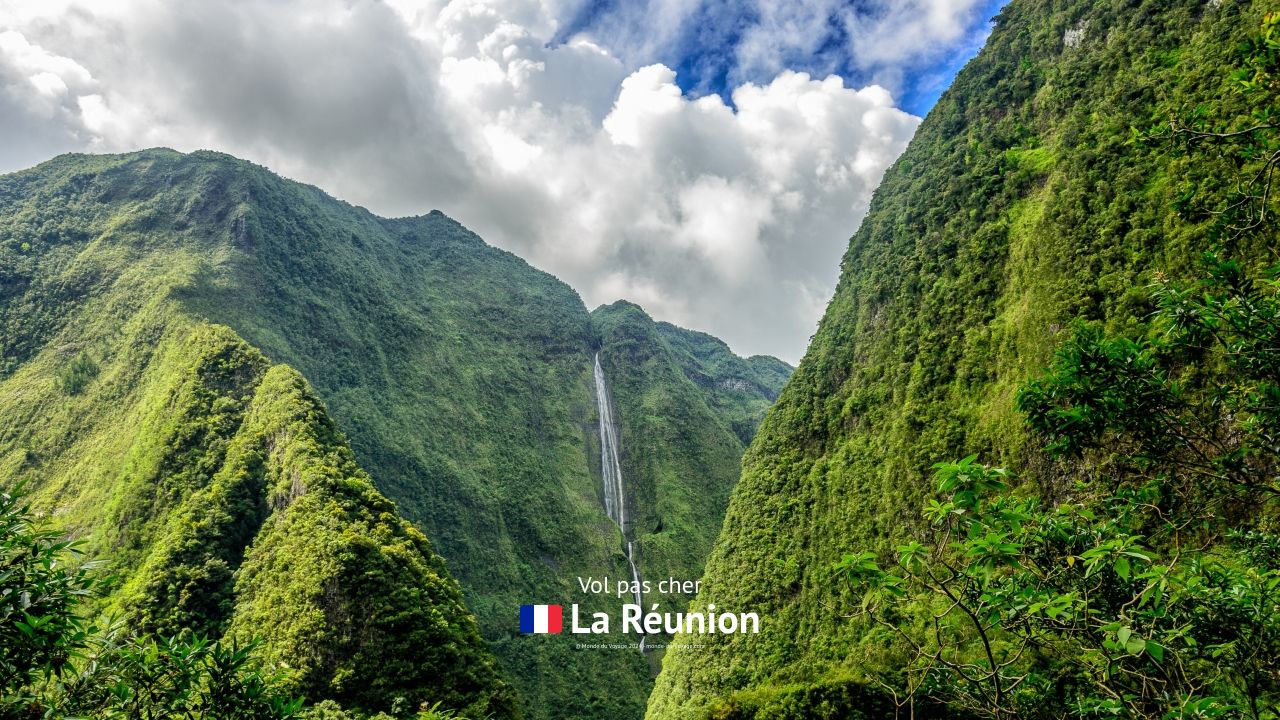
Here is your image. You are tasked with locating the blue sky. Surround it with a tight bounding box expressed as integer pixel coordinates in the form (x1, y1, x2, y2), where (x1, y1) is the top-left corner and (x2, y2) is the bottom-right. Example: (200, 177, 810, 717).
(555, 0, 1008, 116)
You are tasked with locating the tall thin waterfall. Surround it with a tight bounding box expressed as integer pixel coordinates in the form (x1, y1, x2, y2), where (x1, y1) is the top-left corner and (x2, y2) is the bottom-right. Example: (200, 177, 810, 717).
(593, 353, 646, 651)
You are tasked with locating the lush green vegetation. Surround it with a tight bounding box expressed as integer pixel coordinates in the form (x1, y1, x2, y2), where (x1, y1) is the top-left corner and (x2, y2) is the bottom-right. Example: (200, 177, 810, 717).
(836, 17, 1280, 717)
(591, 302, 788, 654)
(648, 1, 1280, 718)
(1, 482, 301, 718)
(0, 143, 787, 716)
(651, 318, 791, 447)
(0, 320, 517, 717)
(2, 479, 512, 719)
(839, 239, 1280, 717)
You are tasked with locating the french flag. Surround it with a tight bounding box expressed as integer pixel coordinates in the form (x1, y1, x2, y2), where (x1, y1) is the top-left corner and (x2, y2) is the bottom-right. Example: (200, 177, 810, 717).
(520, 604, 563, 634)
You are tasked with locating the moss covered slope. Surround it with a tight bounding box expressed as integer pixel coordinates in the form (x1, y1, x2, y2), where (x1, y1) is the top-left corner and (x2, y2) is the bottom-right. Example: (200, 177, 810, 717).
(646, 1, 1278, 718)
(0, 310, 515, 714)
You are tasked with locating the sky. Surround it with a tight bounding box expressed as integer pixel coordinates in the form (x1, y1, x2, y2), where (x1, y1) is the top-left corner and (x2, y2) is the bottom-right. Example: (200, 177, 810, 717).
(0, 0, 1004, 364)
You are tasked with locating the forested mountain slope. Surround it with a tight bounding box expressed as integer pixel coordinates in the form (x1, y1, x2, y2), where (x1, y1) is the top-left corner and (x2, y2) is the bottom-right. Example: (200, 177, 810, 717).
(0, 306, 515, 715)
(647, 1, 1279, 718)
(591, 302, 786, 622)
(0, 149, 789, 719)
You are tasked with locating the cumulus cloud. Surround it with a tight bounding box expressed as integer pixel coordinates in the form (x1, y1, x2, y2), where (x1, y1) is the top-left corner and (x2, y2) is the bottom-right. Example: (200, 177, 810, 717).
(0, 0, 924, 363)
(563, 0, 999, 109)
(836, 0, 997, 94)
(0, 27, 100, 169)
(731, 0, 992, 79)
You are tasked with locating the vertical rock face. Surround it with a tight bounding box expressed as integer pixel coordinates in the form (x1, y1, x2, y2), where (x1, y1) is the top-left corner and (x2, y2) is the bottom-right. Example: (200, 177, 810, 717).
(0, 150, 790, 719)
(646, 1, 1275, 718)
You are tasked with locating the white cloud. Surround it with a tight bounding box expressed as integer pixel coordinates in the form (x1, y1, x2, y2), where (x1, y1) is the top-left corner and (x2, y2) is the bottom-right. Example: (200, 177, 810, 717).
(0, 0, 923, 363)
(558, 0, 996, 102)
(728, 0, 991, 82)
(841, 0, 989, 67)
(0, 28, 100, 168)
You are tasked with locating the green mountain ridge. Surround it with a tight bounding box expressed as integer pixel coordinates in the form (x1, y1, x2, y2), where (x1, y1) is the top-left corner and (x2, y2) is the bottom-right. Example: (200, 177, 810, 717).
(0, 308, 515, 715)
(0, 148, 790, 718)
(647, 0, 1278, 717)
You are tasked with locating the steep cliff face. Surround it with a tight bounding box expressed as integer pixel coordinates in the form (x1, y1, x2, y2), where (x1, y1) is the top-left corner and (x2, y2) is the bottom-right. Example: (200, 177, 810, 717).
(646, 1, 1276, 717)
(0, 149, 789, 719)
(591, 302, 788, 630)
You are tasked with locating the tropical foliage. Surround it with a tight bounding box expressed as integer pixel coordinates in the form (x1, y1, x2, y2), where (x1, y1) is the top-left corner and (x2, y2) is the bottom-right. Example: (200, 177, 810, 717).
(647, 2, 1280, 719)
(1, 483, 302, 719)
(835, 15, 1280, 718)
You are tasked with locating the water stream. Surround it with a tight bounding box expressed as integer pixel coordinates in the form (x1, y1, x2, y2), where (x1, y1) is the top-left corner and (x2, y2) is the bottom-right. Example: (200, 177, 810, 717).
(593, 352, 646, 652)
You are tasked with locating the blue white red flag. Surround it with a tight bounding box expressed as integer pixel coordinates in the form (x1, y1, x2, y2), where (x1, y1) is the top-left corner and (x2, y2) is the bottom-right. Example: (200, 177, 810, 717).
(520, 604, 562, 634)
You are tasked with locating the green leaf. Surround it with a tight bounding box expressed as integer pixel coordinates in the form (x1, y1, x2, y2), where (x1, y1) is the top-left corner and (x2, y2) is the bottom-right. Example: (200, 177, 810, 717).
(1145, 640, 1164, 663)
(1125, 635, 1146, 656)
(1115, 556, 1130, 581)
(1117, 626, 1132, 647)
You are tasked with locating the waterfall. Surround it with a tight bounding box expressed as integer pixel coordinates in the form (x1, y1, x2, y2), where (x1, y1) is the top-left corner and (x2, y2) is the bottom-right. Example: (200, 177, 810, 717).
(593, 353, 646, 651)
